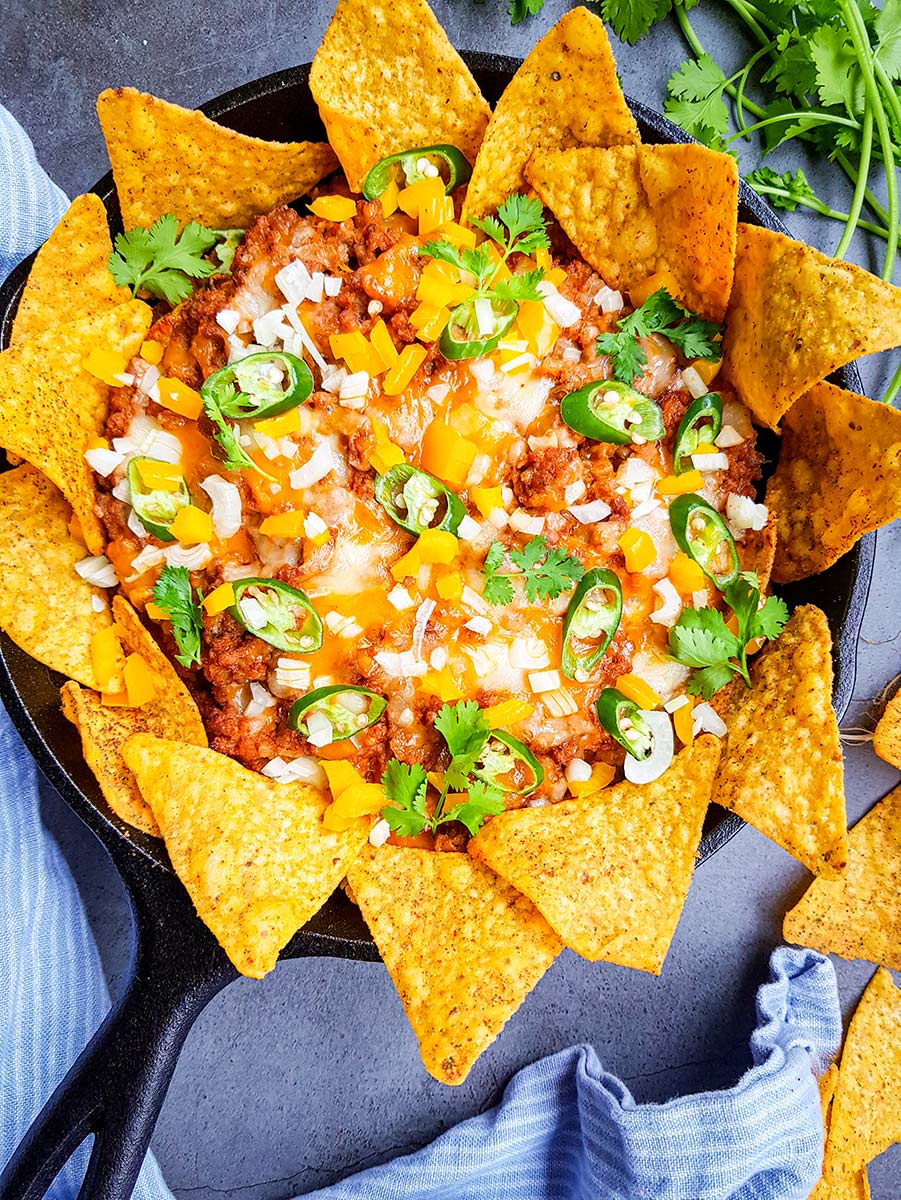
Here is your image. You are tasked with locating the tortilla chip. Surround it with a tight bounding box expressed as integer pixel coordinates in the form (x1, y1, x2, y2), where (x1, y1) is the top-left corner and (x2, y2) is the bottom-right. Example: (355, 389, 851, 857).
(741, 515, 777, 595)
(712, 605, 847, 878)
(0, 464, 112, 687)
(0, 301, 151, 555)
(461, 8, 638, 220)
(783, 785, 900, 970)
(122, 733, 368, 977)
(766, 382, 901, 583)
(309, 0, 490, 193)
(469, 736, 720, 972)
(525, 143, 738, 321)
(721, 225, 901, 429)
(11, 194, 129, 347)
(346, 845, 561, 1084)
(96, 88, 338, 230)
(874, 689, 901, 770)
(60, 596, 207, 836)
(811, 1066, 870, 1200)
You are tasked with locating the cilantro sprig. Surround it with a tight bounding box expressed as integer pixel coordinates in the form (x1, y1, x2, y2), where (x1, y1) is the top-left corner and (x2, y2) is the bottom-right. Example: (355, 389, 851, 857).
(597, 289, 722, 386)
(109, 214, 243, 306)
(482, 535, 584, 606)
(151, 565, 204, 668)
(668, 572, 788, 700)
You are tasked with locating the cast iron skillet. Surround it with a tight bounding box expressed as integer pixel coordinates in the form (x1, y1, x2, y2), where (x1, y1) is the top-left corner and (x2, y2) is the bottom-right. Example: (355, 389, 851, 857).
(0, 53, 874, 1200)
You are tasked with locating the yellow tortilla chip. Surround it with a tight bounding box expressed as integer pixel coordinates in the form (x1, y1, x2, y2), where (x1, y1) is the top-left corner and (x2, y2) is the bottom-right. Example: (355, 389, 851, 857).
(713, 605, 847, 878)
(525, 143, 738, 321)
(96, 88, 338, 230)
(11, 194, 129, 347)
(741, 515, 777, 595)
(346, 846, 561, 1084)
(61, 596, 207, 837)
(767, 382, 901, 583)
(309, 0, 490, 193)
(783, 785, 900, 970)
(721, 225, 901, 429)
(0, 464, 111, 687)
(811, 1065, 870, 1200)
(874, 689, 901, 770)
(0, 300, 151, 554)
(122, 734, 369, 977)
(469, 736, 721, 972)
(462, 8, 638, 220)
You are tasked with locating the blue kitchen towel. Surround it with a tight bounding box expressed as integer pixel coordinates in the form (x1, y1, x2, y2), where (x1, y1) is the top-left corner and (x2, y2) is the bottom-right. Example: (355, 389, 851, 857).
(0, 102, 842, 1200)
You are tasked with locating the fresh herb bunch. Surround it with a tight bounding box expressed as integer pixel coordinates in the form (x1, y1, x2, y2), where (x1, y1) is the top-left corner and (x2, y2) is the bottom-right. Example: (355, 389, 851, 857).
(380, 701, 506, 836)
(668, 571, 788, 698)
(151, 565, 204, 668)
(597, 288, 722, 385)
(482, 534, 585, 605)
(109, 214, 243, 305)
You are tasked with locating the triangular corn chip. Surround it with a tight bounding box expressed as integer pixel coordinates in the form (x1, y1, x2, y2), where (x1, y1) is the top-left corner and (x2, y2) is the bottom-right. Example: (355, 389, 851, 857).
(713, 605, 847, 878)
(462, 8, 638, 220)
(309, 0, 490, 193)
(122, 734, 368, 977)
(721, 224, 901, 428)
(810, 1065, 870, 1200)
(0, 300, 151, 554)
(61, 596, 207, 836)
(96, 88, 338, 230)
(784, 785, 901, 970)
(874, 690, 901, 770)
(0, 464, 112, 687)
(346, 846, 561, 1084)
(742, 515, 777, 595)
(525, 142, 738, 321)
(11, 194, 129, 346)
(767, 381, 901, 583)
(469, 736, 721, 972)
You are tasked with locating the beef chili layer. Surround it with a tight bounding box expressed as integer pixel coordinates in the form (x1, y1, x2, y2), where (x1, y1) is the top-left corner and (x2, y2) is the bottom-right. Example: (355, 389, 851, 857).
(93, 189, 763, 845)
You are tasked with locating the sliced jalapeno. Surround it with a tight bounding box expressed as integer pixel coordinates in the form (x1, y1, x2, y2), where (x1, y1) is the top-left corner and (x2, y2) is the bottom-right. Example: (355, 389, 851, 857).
(669, 493, 740, 590)
(473, 729, 544, 796)
(560, 380, 665, 445)
(374, 464, 466, 535)
(361, 145, 472, 201)
(438, 296, 517, 361)
(201, 352, 313, 422)
(230, 578, 323, 653)
(561, 568, 623, 681)
(673, 392, 723, 475)
(288, 684, 387, 741)
(126, 458, 190, 542)
(596, 688, 655, 761)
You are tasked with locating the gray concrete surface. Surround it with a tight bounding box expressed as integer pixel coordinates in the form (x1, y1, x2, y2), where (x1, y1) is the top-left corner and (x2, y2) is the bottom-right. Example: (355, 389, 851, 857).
(4, 1, 901, 1196)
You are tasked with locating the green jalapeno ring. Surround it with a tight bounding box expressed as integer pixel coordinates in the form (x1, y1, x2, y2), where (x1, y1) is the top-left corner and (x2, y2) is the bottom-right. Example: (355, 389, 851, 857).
(229, 578, 323, 654)
(668, 493, 741, 591)
(438, 296, 517, 361)
(559, 380, 665, 445)
(473, 729, 544, 796)
(673, 392, 723, 475)
(201, 351, 313, 422)
(561, 567, 623, 681)
(287, 684, 387, 741)
(126, 458, 191, 543)
(374, 464, 466, 536)
(361, 145, 472, 201)
(596, 688, 655, 761)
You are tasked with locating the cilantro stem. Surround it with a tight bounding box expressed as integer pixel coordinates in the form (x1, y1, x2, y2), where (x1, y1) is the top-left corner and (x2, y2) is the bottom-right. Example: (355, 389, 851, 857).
(834, 110, 873, 260)
(722, 110, 861, 147)
(882, 360, 901, 406)
(673, 4, 765, 123)
(748, 183, 892, 242)
(734, 43, 775, 142)
(717, 0, 773, 45)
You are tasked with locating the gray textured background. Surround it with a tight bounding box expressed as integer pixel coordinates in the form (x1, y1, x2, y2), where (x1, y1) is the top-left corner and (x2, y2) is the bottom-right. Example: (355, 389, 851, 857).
(3, 1, 901, 1196)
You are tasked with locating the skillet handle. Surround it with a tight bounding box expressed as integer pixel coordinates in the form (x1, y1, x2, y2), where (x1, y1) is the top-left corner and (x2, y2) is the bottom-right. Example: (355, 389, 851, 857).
(0, 854, 237, 1200)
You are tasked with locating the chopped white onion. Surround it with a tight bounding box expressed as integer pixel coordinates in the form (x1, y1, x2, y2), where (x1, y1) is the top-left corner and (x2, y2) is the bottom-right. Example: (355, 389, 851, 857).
(261, 755, 325, 786)
(245, 681, 277, 719)
(623, 711, 674, 784)
(617, 456, 656, 487)
(323, 275, 343, 298)
(84, 447, 125, 477)
(165, 543, 211, 570)
(664, 694, 691, 714)
(474, 297, 495, 337)
(456, 514, 481, 541)
(138, 364, 161, 396)
(427, 383, 451, 404)
(252, 310, 290, 347)
(692, 589, 709, 609)
(304, 512, 328, 540)
(510, 637, 550, 671)
(692, 702, 728, 738)
(275, 260, 313, 306)
(91, 593, 108, 613)
(289, 442, 335, 490)
(239, 596, 268, 630)
(464, 616, 492, 636)
(412, 598, 436, 660)
(726, 493, 768, 531)
(561, 346, 582, 364)
(568, 498, 612, 525)
(469, 358, 496, 387)
(564, 480, 587, 505)
(282, 304, 329, 372)
(339, 371, 370, 400)
(509, 508, 544, 536)
(127, 508, 149, 538)
(75, 555, 118, 588)
(537, 281, 580, 327)
(594, 285, 624, 313)
(387, 585, 416, 611)
(692, 451, 729, 472)
(681, 365, 709, 399)
(374, 650, 427, 678)
(128, 545, 166, 577)
(305, 708, 334, 747)
(273, 658, 312, 692)
(715, 424, 745, 448)
(631, 497, 662, 520)
(320, 366, 346, 394)
(199, 475, 242, 538)
(650, 577, 682, 627)
(306, 272, 325, 304)
(565, 758, 592, 783)
(461, 585, 489, 613)
(429, 647, 448, 670)
(215, 309, 241, 335)
(528, 668, 561, 694)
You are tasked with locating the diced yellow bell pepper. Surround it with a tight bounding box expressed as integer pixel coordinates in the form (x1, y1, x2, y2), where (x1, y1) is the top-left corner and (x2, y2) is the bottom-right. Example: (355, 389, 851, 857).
(419, 194, 454, 237)
(569, 761, 616, 797)
(535, 247, 552, 272)
(133, 459, 183, 492)
(367, 417, 406, 475)
(91, 626, 124, 692)
(140, 340, 164, 365)
(326, 781, 386, 823)
(379, 178, 400, 219)
(202, 581, 236, 615)
(390, 528, 458, 580)
(435, 569, 464, 601)
(484, 242, 511, 281)
(629, 270, 679, 307)
(669, 551, 706, 594)
(408, 301, 451, 342)
(123, 652, 157, 706)
(171, 505, 213, 545)
(619, 527, 656, 573)
(515, 299, 560, 358)
(419, 667, 463, 703)
(545, 266, 567, 288)
(323, 760, 366, 801)
(369, 319, 399, 370)
(483, 698, 533, 728)
(439, 222, 477, 249)
(471, 486, 504, 520)
(145, 601, 169, 622)
(421, 420, 478, 488)
(255, 407, 301, 438)
(86, 435, 110, 452)
(693, 442, 719, 456)
(673, 699, 695, 746)
(382, 344, 428, 396)
(100, 690, 132, 708)
(259, 510, 305, 538)
(309, 195, 357, 222)
(657, 469, 704, 496)
(156, 377, 203, 420)
(397, 176, 445, 218)
(415, 260, 474, 309)
(82, 347, 129, 387)
(328, 331, 385, 377)
(616, 672, 662, 710)
(692, 358, 721, 385)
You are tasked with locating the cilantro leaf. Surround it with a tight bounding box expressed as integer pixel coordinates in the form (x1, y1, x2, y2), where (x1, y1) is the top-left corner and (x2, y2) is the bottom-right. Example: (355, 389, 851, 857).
(151, 565, 204, 668)
(109, 214, 221, 306)
(507, 0, 544, 24)
(442, 780, 506, 835)
(600, 0, 674, 45)
(380, 760, 429, 837)
(664, 55, 731, 146)
(435, 700, 491, 788)
(668, 607, 741, 670)
(745, 167, 818, 212)
(751, 593, 791, 640)
(876, 0, 901, 81)
(497, 193, 548, 245)
(494, 268, 546, 303)
(596, 330, 648, 385)
(808, 25, 863, 112)
(482, 541, 515, 606)
(597, 289, 722, 384)
(509, 535, 585, 602)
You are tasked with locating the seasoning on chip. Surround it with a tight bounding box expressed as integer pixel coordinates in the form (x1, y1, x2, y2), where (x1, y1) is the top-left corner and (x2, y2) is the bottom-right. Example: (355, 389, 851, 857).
(874, 689, 901, 770)
(462, 7, 639, 220)
(0, 464, 113, 688)
(469, 737, 720, 972)
(11, 194, 129, 346)
(721, 225, 901, 429)
(525, 143, 738, 321)
(811, 1065, 870, 1200)
(61, 596, 208, 836)
(346, 845, 562, 1084)
(712, 605, 847, 878)
(309, 0, 490, 193)
(767, 381, 901, 583)
(0, 300, 151, 554)
(783, 784, 900, 971)
(96, 88, 339, 230)
(122, 734, 370, 977)
(743, 517, 777, 595)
